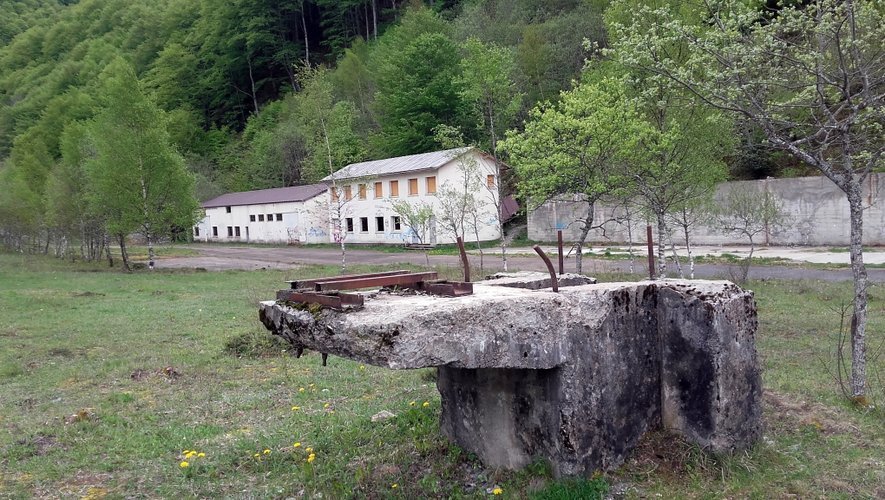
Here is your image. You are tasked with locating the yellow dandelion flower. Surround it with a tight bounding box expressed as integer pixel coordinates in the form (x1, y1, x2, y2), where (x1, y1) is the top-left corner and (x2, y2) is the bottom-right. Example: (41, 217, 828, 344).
(197, 452, 206, 458)
(409, 401, 416, 406)
(253, 453, 260, 458)
(359, 365, 365, 370)
(307, 453, 316, 463)
(185, 451, 196, 458)
(182, 449, 190, 454)
(422, 401, 430, 408)
(492, 487, 503, 495)
(293, 442, 302, 448)
(308, 383, 315, 387)
(298, 387, 305, 392)
(323, 403, 330, 408)
(263, 449, 271, 455)
(391, 483, 398, 489)
(291, 405, 301, 411)
(179, 461, 189, 468)
(305, 447, 313, 453)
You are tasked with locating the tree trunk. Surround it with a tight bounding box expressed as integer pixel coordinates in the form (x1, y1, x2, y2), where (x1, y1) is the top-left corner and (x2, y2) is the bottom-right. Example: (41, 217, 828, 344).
(301, 1, 310, 62)
(626, 215, 635, 274)
(575, 204, 595, 275)
(247, 56, 260, 116)
(682, 223, 695, 279)
(371, 0, 377, 40)
(118, 234, 131, 272)
(847, 190, 868, 400)
(668, 235, 683, 278)
(656, 214, 667, 278)
(104, 233, 114, 267)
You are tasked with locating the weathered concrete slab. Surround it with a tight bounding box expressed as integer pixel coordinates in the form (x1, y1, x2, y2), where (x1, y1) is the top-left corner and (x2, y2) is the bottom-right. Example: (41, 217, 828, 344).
(258, 278, 762, 476)
(482, 271, 597, 289)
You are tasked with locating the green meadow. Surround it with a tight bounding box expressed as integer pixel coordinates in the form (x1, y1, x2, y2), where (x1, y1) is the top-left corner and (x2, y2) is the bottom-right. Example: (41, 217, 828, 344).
(0, 254, 882, 498)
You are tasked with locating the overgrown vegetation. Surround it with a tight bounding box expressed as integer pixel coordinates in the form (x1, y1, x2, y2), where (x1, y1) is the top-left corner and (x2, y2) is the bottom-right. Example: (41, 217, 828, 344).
(0, 254, 881, 497)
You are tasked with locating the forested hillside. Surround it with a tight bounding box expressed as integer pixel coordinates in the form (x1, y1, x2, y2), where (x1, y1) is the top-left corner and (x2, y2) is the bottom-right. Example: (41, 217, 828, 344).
(0, 0, 817, 257)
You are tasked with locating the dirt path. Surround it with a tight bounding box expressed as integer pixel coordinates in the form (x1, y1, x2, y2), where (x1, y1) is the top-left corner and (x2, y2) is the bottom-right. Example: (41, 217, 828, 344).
(156, 245, 885, 282)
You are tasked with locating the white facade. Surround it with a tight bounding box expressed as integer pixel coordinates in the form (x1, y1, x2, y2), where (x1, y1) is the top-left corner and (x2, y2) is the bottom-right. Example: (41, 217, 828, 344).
(326, 149, 502, 245)
(195, 192, 328, 244)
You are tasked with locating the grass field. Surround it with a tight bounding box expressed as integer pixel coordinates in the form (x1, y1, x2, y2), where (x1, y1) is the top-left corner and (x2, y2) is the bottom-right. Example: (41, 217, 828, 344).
(0, 253, 882, 498)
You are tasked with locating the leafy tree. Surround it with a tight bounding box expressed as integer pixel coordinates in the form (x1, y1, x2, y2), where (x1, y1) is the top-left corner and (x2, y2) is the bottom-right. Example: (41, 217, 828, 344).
(501, 77, 641, 274)
(374, 31, 468, 156)
(609, 0, 883, 401)
(713, 187, 789, 283)
(86, 59, 199, 271)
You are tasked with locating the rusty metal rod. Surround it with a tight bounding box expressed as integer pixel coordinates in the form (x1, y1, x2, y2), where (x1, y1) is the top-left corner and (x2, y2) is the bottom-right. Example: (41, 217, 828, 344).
(532, 245, 559, 292)
(456, 236, 470, 282)
(646, 225, 655, 280)
(557, 230, 564, 275)
(288, 270, 412, 289)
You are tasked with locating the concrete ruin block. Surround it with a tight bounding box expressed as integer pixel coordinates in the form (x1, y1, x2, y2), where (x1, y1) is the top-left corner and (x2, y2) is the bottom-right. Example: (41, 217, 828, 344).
(258, 277, 762, 476)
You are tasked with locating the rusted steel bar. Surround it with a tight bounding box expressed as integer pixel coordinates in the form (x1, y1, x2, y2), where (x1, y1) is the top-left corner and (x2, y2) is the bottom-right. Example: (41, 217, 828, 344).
(456, 236, 470, 282)
(287, 270, 411, 289)
(314, 272, 439, 291)
(646, 225, 655, 280)
(419, 280, 474, 297)
(557, 230, 564, 275)
(277, 290, 365, 310)
(532, 245, 559, 292)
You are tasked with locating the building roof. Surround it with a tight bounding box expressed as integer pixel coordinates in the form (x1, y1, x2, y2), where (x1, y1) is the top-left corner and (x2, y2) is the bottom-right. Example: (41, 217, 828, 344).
(322, 147, 474, 181)
(201, 183, 327, 208)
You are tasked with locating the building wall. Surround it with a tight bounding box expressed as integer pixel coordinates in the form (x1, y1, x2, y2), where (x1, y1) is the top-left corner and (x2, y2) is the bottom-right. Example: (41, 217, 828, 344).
(328, 151, 502, 245)
(527, 174, 885, 246)
(194, 196, 328, 244)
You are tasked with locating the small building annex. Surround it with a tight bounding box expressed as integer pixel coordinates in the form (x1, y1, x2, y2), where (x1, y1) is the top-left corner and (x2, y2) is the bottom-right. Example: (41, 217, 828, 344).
(195, 183, 329, 244)
(323, 147, 506, 245)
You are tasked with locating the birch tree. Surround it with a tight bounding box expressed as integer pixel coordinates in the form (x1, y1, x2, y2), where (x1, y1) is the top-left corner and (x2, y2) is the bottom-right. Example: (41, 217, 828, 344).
(87, 59, 199, 272)
(609, 0, 884, 401)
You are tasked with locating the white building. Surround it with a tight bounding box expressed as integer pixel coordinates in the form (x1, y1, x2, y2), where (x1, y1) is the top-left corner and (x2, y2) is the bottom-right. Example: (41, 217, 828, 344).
(195, 184, 329, 244)
(323, 147, 506, 245)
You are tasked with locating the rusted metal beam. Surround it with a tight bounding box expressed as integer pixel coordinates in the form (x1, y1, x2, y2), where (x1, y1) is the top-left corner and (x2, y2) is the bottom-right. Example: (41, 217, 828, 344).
(419, 280, 474, 297)
(532, 245, 559, 292)
(314, 272, 439, 291)
(277, 290, 365, 310)
(287, 270, 412, 289)
(557, 230, 564, 275)
(456, 236, 470, 282)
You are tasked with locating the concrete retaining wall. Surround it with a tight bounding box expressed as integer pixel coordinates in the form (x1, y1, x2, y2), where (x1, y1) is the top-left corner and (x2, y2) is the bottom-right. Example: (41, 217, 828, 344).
(527, 174, 885, 246)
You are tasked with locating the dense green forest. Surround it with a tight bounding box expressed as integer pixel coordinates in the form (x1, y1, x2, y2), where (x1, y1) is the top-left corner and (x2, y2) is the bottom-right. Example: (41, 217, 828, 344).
(0, 0, 844, 257)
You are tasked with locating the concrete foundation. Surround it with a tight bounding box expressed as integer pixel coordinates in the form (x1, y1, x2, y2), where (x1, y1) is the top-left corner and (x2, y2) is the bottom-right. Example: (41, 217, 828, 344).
(258, 275, 762, 476)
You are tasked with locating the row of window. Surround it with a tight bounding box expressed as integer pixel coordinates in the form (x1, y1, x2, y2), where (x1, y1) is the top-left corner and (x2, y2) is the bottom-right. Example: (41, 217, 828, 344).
(193, 226, 243, 237)
(332, 175, 496, 202)
(343, 216, 402, 233)
(250, 213, 283, 222)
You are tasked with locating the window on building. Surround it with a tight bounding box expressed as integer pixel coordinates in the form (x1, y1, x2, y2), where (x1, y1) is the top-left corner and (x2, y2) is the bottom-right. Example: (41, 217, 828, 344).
(376, 216, 385, 232)
(344, 185, 352, 201)
(266, 214, 272, 222)
(331, 189, 339, 202)
(389, 180, 399, 197)
(360, 217, 369, 232)
(425, 176, 436, 194)
(235, 226, 241, 237)
(225, 206, 231, 213)
(487, 174, 496, 189)
(276, 213, 283, 221)
(212, 226, 218, 237)
(392, 216, 401, 231)
(408, 178, 418, 196)
(227, 226, 233, 237)
(250, 214, 256, 222)
(194, 227, 200, 237)
(374, 181, 383, 199)
(258, 214, 264, 221)
(345, 218, 354, 232)
(358, 183, 367, 200)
